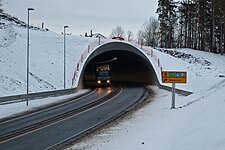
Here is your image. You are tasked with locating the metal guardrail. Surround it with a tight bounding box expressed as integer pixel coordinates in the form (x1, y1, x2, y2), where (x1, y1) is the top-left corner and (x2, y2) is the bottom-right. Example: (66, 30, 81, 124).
(159, 84, 193, 96)
(0, 88, 77, 105)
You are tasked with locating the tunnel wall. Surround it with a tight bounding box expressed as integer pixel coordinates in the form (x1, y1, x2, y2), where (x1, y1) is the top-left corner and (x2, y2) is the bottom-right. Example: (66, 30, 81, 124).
(77, 41, 159, 88)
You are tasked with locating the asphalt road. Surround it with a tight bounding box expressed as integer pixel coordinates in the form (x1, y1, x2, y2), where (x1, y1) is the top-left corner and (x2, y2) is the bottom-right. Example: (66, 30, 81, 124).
(0, 86, 148, 150)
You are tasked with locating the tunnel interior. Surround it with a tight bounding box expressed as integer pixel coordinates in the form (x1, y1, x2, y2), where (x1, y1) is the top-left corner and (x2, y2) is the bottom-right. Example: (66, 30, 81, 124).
(82, 50, 157, 87)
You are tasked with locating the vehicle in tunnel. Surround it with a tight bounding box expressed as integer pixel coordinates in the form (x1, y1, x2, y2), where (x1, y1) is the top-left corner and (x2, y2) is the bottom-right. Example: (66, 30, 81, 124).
(96, 64, 111, 86)
(82, 42, 158, 88)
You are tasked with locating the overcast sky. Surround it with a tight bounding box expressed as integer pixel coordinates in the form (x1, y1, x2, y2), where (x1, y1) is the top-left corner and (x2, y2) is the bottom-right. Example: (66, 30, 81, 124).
(3, 0, 158, 38)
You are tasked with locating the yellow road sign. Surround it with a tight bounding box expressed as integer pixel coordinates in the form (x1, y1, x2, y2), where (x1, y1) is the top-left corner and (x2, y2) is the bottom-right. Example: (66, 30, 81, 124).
(162, 71, 187, 83)
(162, 77, 186, 83)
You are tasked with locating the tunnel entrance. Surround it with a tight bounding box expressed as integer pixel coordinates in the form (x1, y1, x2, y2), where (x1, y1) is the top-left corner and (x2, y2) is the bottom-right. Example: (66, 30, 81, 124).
(82, 50, 157, 87)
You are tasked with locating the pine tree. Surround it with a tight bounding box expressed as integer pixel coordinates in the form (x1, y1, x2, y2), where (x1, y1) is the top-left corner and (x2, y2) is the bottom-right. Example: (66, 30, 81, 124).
(161, 0, 224, 52)
(214, 0, 225, 54)
(156, 0, 178, 48)
(178, 0, 213, 51)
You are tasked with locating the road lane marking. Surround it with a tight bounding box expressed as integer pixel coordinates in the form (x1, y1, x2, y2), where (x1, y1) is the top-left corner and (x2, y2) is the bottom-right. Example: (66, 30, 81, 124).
(0, 89, 96, 125)
(0, 87, 122, 144)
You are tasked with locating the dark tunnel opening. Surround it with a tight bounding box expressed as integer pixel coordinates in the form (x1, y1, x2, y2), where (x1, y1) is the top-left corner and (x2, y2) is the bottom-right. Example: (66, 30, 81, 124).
(82, 50, 157, 87)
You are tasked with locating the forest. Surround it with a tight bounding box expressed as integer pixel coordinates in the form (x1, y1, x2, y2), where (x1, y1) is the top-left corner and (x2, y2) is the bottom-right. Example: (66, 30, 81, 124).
(156, 0, 225, 53)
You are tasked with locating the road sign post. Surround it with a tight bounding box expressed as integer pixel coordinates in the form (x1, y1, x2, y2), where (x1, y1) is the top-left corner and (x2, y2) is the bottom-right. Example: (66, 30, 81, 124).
(171, 83, 176, 109)
(162, 71, 187, 109)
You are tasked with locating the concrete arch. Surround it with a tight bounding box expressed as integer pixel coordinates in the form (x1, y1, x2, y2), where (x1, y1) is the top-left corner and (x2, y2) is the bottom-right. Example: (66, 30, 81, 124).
(77, 41, 159, 88)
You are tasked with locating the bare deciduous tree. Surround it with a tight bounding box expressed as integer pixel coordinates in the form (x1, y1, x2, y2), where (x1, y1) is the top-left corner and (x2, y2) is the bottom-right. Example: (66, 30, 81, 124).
(143, 17, 159, 47)
(110, 25, 125, 38)
(137, 30, 145, 45)
(127, 30, 133, 41)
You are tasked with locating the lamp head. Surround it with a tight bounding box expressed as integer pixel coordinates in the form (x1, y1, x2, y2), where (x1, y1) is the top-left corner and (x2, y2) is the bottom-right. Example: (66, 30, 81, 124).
(28, 8, 35, 11)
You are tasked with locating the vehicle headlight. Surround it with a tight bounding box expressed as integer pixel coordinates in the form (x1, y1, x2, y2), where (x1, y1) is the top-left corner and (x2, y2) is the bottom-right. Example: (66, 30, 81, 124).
(97, 80, 101, 84)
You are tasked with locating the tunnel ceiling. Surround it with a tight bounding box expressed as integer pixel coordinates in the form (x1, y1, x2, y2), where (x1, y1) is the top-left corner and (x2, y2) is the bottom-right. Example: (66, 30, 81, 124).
(80, 42, 157, 87)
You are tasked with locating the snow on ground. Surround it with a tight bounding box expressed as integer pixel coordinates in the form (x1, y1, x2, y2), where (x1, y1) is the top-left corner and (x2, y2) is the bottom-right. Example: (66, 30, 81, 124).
(71, 84, 225, 150)
(0, 19, 95, 96)
(67, 49, 225, 150)
(154, 48, 225, 93)
(1, 17, 225, 150)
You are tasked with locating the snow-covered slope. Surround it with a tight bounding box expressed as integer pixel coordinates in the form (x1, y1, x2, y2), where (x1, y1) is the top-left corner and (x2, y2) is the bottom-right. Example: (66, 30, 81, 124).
(156, 48, 225, 93)
(0, 18, 95, 96)
(70, 48, 225, 150)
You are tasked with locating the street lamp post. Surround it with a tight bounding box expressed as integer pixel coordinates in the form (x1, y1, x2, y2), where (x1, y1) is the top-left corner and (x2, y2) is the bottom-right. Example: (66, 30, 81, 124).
(63, 25, 69, 89)
(26, 8, 34, 106)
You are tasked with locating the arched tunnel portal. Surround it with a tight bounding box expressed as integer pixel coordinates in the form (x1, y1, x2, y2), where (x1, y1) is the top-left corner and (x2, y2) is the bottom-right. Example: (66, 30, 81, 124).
(78, 42, 158, 88)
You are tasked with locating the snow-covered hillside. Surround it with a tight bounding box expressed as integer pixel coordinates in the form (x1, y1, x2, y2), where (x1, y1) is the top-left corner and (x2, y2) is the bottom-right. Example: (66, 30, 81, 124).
(1, 14, 225, 150)
(154, 48, 225, 93)
(0, 18, 95, 96)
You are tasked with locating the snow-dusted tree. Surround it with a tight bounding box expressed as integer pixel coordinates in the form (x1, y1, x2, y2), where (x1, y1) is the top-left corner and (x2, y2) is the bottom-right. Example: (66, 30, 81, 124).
(127, 30, 133, 41)
(143, 17, 159, 47)
(136, 30, 145, 45)
(110, 25, 125, 38)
